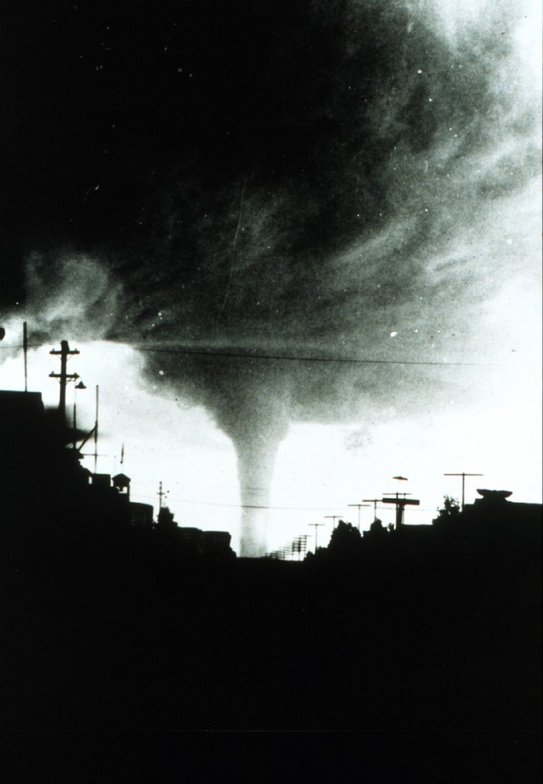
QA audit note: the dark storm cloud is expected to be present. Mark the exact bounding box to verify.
[1,0,538,552]
[108,0,531,350]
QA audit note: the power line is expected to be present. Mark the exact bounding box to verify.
[123,490,438,514]
[130,494,342,511]
[132,345,514,368]
[1,341,531,369]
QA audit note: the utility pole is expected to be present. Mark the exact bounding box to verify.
[363,499,381,522]
[23,321,28,392]
[324,515,342,529]
[381,492,420,529]
[444,472,483,511]
[308,522,324,553]
[49,340,80,420]
[348,502,370,530]
[94,385,99,474]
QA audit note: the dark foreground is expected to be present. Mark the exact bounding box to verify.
[1,512,540,735]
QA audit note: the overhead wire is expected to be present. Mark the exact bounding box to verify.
[130,492,435,514]
[132,344,515,368]
[0,341,528,368]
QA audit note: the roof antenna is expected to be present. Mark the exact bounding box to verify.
[308,522,324,553]
[347,502,370,530]
[444,472,483,511]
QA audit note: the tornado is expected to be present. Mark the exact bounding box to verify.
[1,1,540,554]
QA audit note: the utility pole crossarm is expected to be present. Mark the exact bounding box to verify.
[381,494,420,529]
[381,498,420,505]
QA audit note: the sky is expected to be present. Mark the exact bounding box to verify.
[0,0,541,555]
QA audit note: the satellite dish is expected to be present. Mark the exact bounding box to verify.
[0,327,5,341]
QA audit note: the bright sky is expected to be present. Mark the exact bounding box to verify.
[0,334,540,556]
